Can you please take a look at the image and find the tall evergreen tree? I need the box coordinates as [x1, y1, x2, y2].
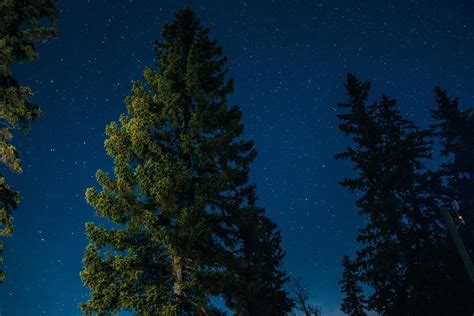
[339, 255, 366, 316]
[431, 87, 474, 252]
[81, 9, 292, 315]
[424, 87, 474, 314]
[0, 0, 58, 282]
[334, 74, 461, 315]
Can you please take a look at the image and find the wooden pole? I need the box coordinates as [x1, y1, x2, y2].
[440, 206, 474, 283]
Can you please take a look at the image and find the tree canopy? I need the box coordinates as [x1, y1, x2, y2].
[0, 0, 58, 283]
[335, 74, 474, 315]
[80, 9, 292, 315]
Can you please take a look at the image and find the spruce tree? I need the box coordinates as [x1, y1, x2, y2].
[0, 0, 58, 282]
[339, 255, 366, 316]
[427, 87, 474, 313]
[81, 9, 292, 315]
[431, 87, 474, 251]
[222, 189, 293, 315]
[334, 74, 450, 315]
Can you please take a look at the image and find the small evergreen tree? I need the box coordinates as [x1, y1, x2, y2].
[339, 255, 366, 316]
[80, 9, 292, 315]
[223, 190, 294, 315]
[0, 0, 58, 282]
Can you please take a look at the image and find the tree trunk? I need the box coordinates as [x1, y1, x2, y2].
[172, 255, 184, 299]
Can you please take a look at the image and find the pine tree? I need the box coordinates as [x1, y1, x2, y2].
[334, 74, 449, 315]
[222, 188, 293, 315]
[80, 9, 292, 315]
[426, 87, 474, 313]
[431, 87, 474, 251]
[0, 179, 18, 282]
[0, 0, 58, 282]
[339, 255, 366, 316]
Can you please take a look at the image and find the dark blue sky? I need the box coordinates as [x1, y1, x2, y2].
[1, 0, 473, 315]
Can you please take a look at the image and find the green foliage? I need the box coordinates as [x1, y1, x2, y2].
[81, 9, 292, 315]
[0, 176, 19, 283]
[335, 74, 474, 315]
[0, 0, 58, 282]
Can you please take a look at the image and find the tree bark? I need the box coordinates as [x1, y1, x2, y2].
[172, 255, 183, 298]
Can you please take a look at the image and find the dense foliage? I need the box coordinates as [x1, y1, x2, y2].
[0, 0, 58, 282]
[336, 74, 474, 315]
[431, 87, 474, 253]
[80, 9, 292, 315]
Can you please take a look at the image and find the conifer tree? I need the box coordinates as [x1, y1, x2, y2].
[81, 9, 292, 315]
[0, 0, 58, 282]
[339, 255, 366, 316]
[334, 74, 451, 315]
[431, 87, 474, 251]
[426, 87, 474, 313]
[222, 190, 294, 315]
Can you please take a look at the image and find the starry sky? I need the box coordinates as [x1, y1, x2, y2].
[1, 0, 473, 315]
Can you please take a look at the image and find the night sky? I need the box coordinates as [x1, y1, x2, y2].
[1, 0, 473, 315]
